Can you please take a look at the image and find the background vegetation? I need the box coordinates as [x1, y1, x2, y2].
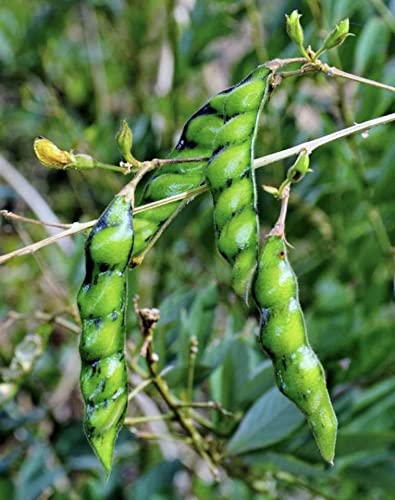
[0, 0, 394, 498]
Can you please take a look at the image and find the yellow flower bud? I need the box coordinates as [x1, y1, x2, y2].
[33, 137, 73, 169]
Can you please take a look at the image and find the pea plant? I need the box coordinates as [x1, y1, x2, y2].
[1, 8, 395, 498]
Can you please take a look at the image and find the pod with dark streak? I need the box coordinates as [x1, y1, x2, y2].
[253, 235, 337, 464]
[131, 64, 274, 277]
[205, 66, 271, 299]
[77, 195, 134, 473]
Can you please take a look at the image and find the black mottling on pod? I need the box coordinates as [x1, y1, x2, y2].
[204, 65, 272, 300]
[77, 195, 134, 473]
[253, 234, 338, 464]
[131, 64, 274, 273]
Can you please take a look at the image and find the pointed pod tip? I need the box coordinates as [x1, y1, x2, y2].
[95, 446, 114, 476]
[308, 408, 337, 466]
[85, 427, 116, 476]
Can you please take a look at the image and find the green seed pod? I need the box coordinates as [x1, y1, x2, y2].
[131, 65, 275, 267]
[205, 66, 271, 299]
[77, 195, 134, 473]
[253, 235, 337, 464]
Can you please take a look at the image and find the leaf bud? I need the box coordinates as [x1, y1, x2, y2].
[286, 10, 304, 49]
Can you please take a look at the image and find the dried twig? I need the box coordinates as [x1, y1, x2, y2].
[134, 298, 219, 479]
[0, 310, 80, 335]
[0, 210, 72, 229]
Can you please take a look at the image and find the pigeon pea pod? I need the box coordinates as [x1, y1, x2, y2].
[131, 65, 273, 272]
[253, 234, 337, 464]
[77, 194, 134, 473]
[205, 66, 271, 299]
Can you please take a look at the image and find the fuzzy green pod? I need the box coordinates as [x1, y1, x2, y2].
[77, 195, 133, 473]
[253, 235, 337, 463]
[205, 66, 271, 299]
[131, 65, 274, 267]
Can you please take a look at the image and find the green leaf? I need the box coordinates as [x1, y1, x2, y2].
[345, 391, 395, 433]
[188, 283, 217, 357]
[126, 460, 181, 500]
[0, 479, 14, 500]
[163, 362, 214, 387]
[344, 461, 395, 492]
[335, 431, 395, 456]
[16, 445, 65, 500]
[237, 360, 274, 405]
[242, 451, 327, 478]
[354, 18, 390, 75]
[349, 377, 395, 415]
[219, 338, 254, 411]
[226, 387, 304, 455]
[177, 283, 217, 366]
[313, 275, 355, 313]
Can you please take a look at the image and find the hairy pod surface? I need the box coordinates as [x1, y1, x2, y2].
[77, 195, 133, 473]
[253, 235, 337, 463]
[205, 66, 271, 299]
[131, 65, 273, 269]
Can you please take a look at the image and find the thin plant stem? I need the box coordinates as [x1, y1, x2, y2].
[254, 112, 395, 168]
[270, 185, 291, 238]
[94, 161, 127, 173]
[130, 198, 192, 266]
[186, 337, 198, 410]
[128, 378, 154, 402]
[320, 64, 395, 93]
[124, 412, 174, 426]
[1, 310, 80, 335]
[0, 221, 94, 265]
[0, 210, 72, 229]
[175, 401, 234, 417]
[120, 161, 156, 204]
[190, 409, 230, 437]
[131, 431, 191, 443]
[1, 112, 394, 265]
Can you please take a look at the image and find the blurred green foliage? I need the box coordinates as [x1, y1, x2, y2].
[1, 0, 395, 498]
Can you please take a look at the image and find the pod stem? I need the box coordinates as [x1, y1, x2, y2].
[119, 161, 157, 205]
[270, 185, 291, 238]
[130, 196, 193, 267]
